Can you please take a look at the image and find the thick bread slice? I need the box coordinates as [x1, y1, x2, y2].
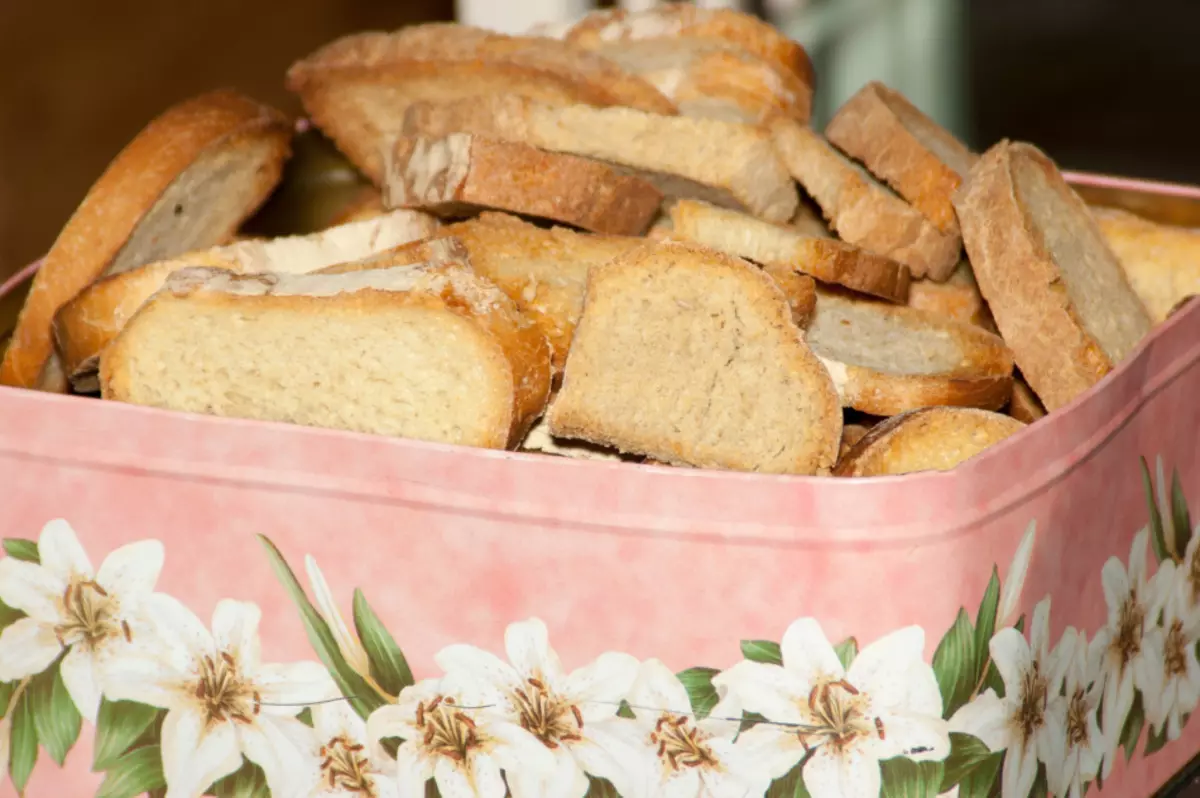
[770, 118, 961, 280]
[806, 288, 1014, 416]
[834, 407, 1025, 477]
[401, 95, 799, 223]
[1, 90, 291, 392]
[1092, 206, 1200, 323]
[668, 199, 911, 302]
[906, 260, 995, 330]
[100, 265, 551, 449]
[383, 134, 662, 235]
[825, 82, 976, 235]
[520, 418, 627, 462]
[547, 240, 842, 474]
[286, 23, 676, 183]
[954, 141, 1153, 411]
[54, 210, 439, 392]
[1007, 376, 1046, 424]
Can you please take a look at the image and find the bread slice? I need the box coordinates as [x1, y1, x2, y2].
[806, 287, 1014, 416]
[759, 264, 818, 330]
[834, 407, 1025, 477]
[329, 186, 387, 226]
[100, 264, 551, 449]
[838, 423, 872, 463]
[770, 118, 961, 280]
[667, 199, 911, 302]
[954, 141, 1153, 411]
[825, 82, 976, 235]
[286, 23, 676, 183]
[547, 240, 842, 474]
[1091, 206, 1200, 323]
[520, 418, 628, 462]
[906, 260, 995, 330]
[0, 90, 291, 392]
[1007, 376, 1046, 425]
[383, 133, 662, 235]
[401, 95, 799, 223]
[54, 210, 439, 392]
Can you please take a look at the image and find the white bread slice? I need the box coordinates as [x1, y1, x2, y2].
[383, 133, 662, 235]
[520, 418, 628, 462]
[547, 240, 842, 474]
[954, 141, 1153, 411]
[806, 287, 1014, 416]
[1007, 376, 1046, 424]
[1091, 206, 1200, 323]
[770, 118, 961, 280]
[834, 407, 1025, 477]
[906, 260, 996, 330]
[825, 82, 976, 235]
[100, 264, 552, 449]
[1, 90, 291, 392]
[285, 23, 676, 183]
[400, 95, 799, 223]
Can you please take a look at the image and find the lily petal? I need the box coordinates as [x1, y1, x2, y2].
[312, 699, 366, 743]
[727, 723, 807, 781]
[37, 519, 93, 582]
[1101, 558, 1130, 619]
[780, 618, 845, 683]
[367, 703, 421, 751]
[95, 540, 163, 599]
[0, 617, 61, 682]
[394, 742, 435, 798]
[255, 661, 334, 717]
[848, 626, 926, 710]
[211, 600, 261, 672]
[102, 649, 188, 710]
[629, 659, 691, 717]
[59, 646, 103, 723]
[1129, 528, 1149, 587]
[875, 711, 951, 762]
[564, 651, 640, 720]
[239, 716, 311, 798]
[487, 717, 558, 777]
[568, 718, 646, 797]
[948, 690, 1010, 752]
[508, 746, 587, 798]
[160, 710, 241, 798]
[1001, 740, 1038, 798]
[0, 557, 62, 623]
[803, 745, 882, 798]
[435, 643, 521, 697]
[141, 593, 212, 674]
[711, 661, 806, 724]
[305, 555, 371, 679]
[1029, 598, 1052, 662]
[504, 618, 564, 683]
[989, 629, 1032, 698]
[998, 521, 1036, 627]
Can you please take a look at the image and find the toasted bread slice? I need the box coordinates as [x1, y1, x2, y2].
[825, 82, 976, 235]
[548, 240, 842, 474]
[759, 264, 818, 330]
[770, 118, 961, 281]
[101, 264, 551, 449]
[401, 95, 798, 223]
[906, 260, 995, 330]
[1, 90, 291, 392]
[520, 418, 628, 462]
[837, 423, 872, 463]
[1091, 206, 1200, 323]
[383, 133, 662, 235]
[286, 23, 675, 183]
[806, 287, 1014, 416]
[55, 210, 439, 392]
[1007, 375, 1047, 424]
[954, 141, 1153, 411]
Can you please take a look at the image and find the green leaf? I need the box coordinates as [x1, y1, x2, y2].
[1141, 457, 1169, 564]
[583, 777, 620, 797]
[1171, 469, 1194, 558]
[95, 744, 167, 798]
[981, 660, 1005, 699]
[974, 568, 1001, 674]
[957, 751, 1003, 798]
[676, 667, 720, 720]
[296, 708, 313, 727]
[210, 760, 269, 798]
[27, 664, 81, 766]
[932, 608, 976, 719]
[1, 539, 38, 563]
[765, 761, 812, 798]
[880, 758, 944, 798]
[834, 637, 858, 670]
[93, 699, 162, 771]
[1029, 764, 1049, 798]
[8, 689, 39, 796]
[741, 639, 783, 665]
[1119, 692, 1145, 761]
[352, 588, 415, 697]
[0, 680, 14, 718]
[617, 700, 635, 719]
[0, 598, 22, 630]
[940, 733, 998, 790]
[1145, 720, 1170, 755]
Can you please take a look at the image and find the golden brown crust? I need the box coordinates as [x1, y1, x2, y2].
[1091, 206, 1200, 323]
[906, 260, 996, 330]
[1007, 375, 1047, 424]
[836, 422, 872, 464]
[328, 185, 387, 226]
[760, 264, 818, 329]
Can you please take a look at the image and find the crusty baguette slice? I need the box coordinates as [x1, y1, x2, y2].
[825, 82, 976, 235]
[520, 418, 628, 462]
[286, 23, 676, 183]
[1091, 206, 1200, 323]
[834, 407, 1025, 477]
[770, 118, 961, 280]
[1, 90, 291, 392]
[548, 240, 842, 474]
[54, 210, 439, 392]
[954, 141, 1153, 411]
[383, 133, 662, 235]
[100, 264, 551, 449]
[906, 260, 995, 330]
[1007, 375, 1046, 425]
[401, 95, 799, 223]
[667, 199, 911, 302]
[806, 287, 1014, 416]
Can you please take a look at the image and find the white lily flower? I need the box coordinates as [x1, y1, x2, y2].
[0, 519, 163, 722]
[998, 521, 1037, 628]
[1045, 628, 1103, 798]
[102, 597, 331, 798]
[1144, 561, 1200, 743]
[434, 618, 644, 798]
[289, 699, 399, 798]
[1171, 526, 1200, 631]
[305, 556, 373, 683]
[714, 618, 950, 798]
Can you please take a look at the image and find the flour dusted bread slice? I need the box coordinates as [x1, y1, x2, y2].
[548, 240, 841, 474]
[906, 260, 995, 330]
[954, 141, 1153, 411]
[383, 134, 662, 235]
[1, 90, 290, 392]
[54, 210, 439, 392]
[806, 288, 1014, 416]
[101, 265, 551, 449]
[770, 118, 960, 280]
[1092, 206, 1200, 323]
[834, 407, 1025, 477]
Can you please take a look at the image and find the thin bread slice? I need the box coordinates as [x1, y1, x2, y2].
[759, 264, 818, 329]
[825, 82, 976, 235]
[54, 210, 439, 392]
[286, 23, 676, 183]
[547, 240, 842, 474]
[383, 133, 662, 235]
[1091, 206, 1200, 323]
[806, 287, 1014, 416]
[954, 141, 1153, 411]
[906, 260, 996, 330]
[668, 199, 911, 302]
[770, 118, 961, 280]
[837, 423, 872, 463]
[1007, 376, 1047, 425]
[100, 264, 551, 450]
[401, 95, 799, 223]
[520, 418, 628, 462]
[1, 90, 291, 392]
[834, 407, 1025, 477]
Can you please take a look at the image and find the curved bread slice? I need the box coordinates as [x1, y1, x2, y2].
[1, 90, 291, 392]
[286, 23, 676, 183]
[770, 118, 960, 280]
[806, 288, 1014, 416]
[548, 240, 841, 474]
[954, 141, 1153, 411]
[100, 265, 551, 449]
[825, 82, 976, 235]
[906, 260, 995, 330]
[834, 407, 1024, 477]
[1007, 376, 1046, 424]
[383, 134, 662, 235]
[1092, 206, 1200, 323]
